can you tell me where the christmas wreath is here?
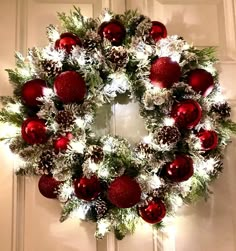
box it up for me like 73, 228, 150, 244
1, 8, 236, 240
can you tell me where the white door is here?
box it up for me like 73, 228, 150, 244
1, 0, 236, 251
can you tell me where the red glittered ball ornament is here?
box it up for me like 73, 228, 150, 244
108, 176, 141, 208
21, 79, 46, 107
21, 117, 48, 145
98, 20, 126, 46
196, 130, 218, 151
74, 176, 102, 201
38, 175, 61, 199
55, 32, 82, 53
171, 99, 202, 129
187, 69, 214, 97
162, 154, 194, 182
54, 71, 86, 104
150, 21, 167, 42
53, 135, 71, 154
138, 199, 166, 224
150, 57, 181, 88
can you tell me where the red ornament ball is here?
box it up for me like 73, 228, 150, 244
21, 117, 48, 145
55, 32, 82, 53
21, 79, 46, 107
74, 176, 102, 201
138, 199, 166, 224
98, 20, 126, 46
150, 21, 167, 42
108, 176, 141, 208
53, 135, 71, 154
162, 154, 194, 182
197, 130, 218, 151
171, 99, 202, 129
38, 175, 61, 199
187, 69, 214, 97
54, 71, 86, 104
150, 57, 181, 88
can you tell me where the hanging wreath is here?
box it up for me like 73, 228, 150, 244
1, 8, 236, 240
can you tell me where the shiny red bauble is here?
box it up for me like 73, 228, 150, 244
171, 99, 202, 129
150, 21, 167, 42
98, 20, 126, 46
54, 71, 86, 104
150, 57, 181, 88
162, 154, 194, 182
187, 69, 214, 97
196, 130, 218, 151
53, 135, 71, 154
21, 117, 48, 144
73, 176, 102, 201
21, 79, 46, 107
138, 199, 166, 224
55, 32, 82, 53
38, 175, 61, 199
108, 176, 141, 208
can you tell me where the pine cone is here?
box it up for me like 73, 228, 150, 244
156, 126, 180, 145
211, 102, 231, 118
107, 46, 128, 68
152, 185, 170, 199
55, 110, 75, 130
87, 145, 104, 164
37, 150, 54, 175
135, 142, 153, 155
41, 60, 62, 78
93, 198, 108, 219
83, 32, 101, 51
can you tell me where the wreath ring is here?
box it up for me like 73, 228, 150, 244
1, 8, 236, 240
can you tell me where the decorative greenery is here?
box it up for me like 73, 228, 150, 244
0, 7, 235, 240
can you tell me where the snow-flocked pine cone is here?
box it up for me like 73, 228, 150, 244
211, 102, 231, 118
156, 126, 180, 145
135, 142, 153, 155
83, 32, 101, 51
87, 145, 104, 164
93, 198, 108, 219
37, 150, 54, 175
107, 46, 128, 68
55, 110, 75, 129
40, 59, 62, 78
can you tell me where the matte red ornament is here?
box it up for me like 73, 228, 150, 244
55, 32, 82, 53
171, 99, 202, 129
54, 71, 86, 104
139, 199, 166, 224
162, 154, 194, 182
108, 176, 141, 208
53, 135, 71, 154
21, 79, 46, 107
74, 176, 102, 201
38, 175, 61, 199
150, 57, 181, 88
21, 117, 48, 145
98, 20, 126, 46
197, 130, 218, 151
150, 21, 167, 42
187, 69, 214, 97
